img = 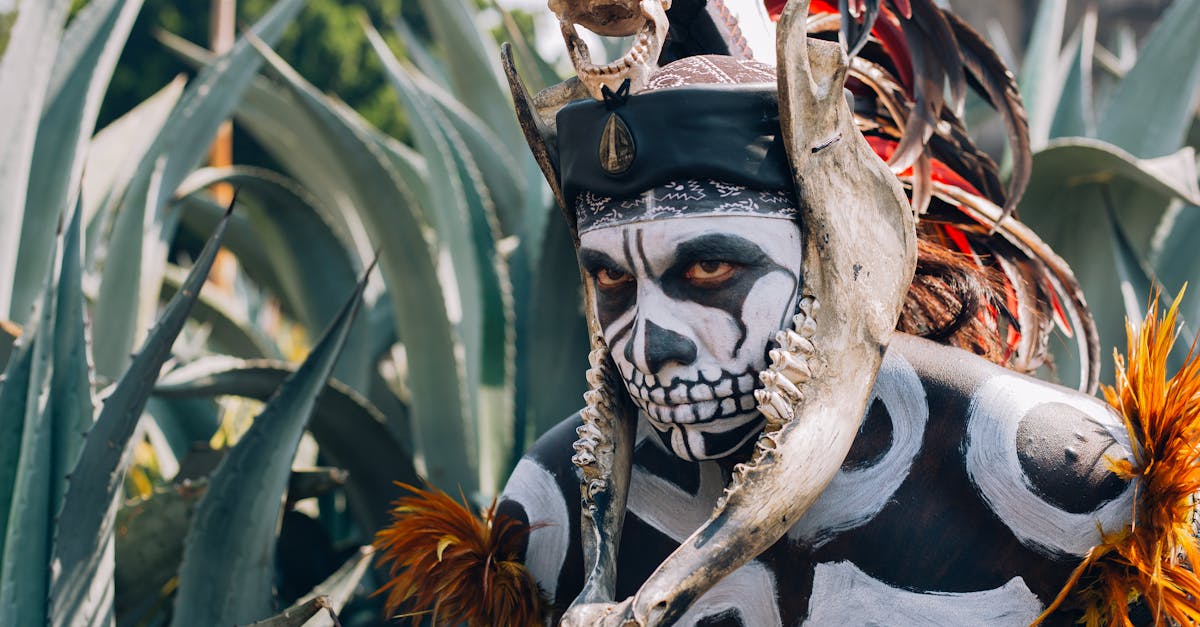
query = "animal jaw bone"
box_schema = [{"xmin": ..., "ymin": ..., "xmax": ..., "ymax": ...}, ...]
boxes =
[
  {"xmin": 550, "ymin": 0, "xmax": 672, "ymax": 99},
  {"xmin": 569, "ymin": 335, "xmax": 638, "ymax": 613}
]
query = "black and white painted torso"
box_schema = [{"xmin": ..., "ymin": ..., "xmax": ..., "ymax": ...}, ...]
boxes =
[{"xmin": 499, "ymin": 334, "xmax": 1133, "ymax": 626}]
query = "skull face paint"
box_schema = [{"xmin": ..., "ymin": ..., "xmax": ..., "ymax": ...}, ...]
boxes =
[{"xmin": 577, "ymin": 182, "xmax": 802, "ymax": 460}]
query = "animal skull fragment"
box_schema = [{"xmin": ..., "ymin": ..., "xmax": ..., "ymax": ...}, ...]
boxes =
[{"xmin": 549, "ymin": 0, "xmax": 672, "ymax": 99}]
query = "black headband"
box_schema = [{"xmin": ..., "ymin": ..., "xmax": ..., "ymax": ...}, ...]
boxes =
[{"xmin": 555, "ymin": 84, "xmax": 795, "ymax": 205}]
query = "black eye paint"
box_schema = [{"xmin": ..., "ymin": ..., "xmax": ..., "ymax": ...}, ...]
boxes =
[
  {"xmin": 660, "ymin": 233, "xmax": 797, "ymax": 354},
  {"xmin": 579, "ymin": 247, "xmax": 635, "ymax": 329}
]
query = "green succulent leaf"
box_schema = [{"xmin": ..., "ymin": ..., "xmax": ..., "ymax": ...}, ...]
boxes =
[
  {"xmin": 49, "ymin": 202, "xmax": 93, "ymax": 511},
  {"xmin": 366, "ymin": 22, "xmax": 515, "ymax": 493},
  {"xmin": 1020, "ymin": 138, "xmax": 1200, "ymax": 386},
  {"xmin": 1016, "ymin": 0, "xmax": 1066, "ymax": 150},
  {"xmin": 171, "ymin": 262, "xmax": 370, "ymax": 627},
  {"xmin": 1049, "ymin": 7, "xmax": 1096, "ymax": 140},
  {"xmin": 246, "ymin": 34, "xmax": 477, "ymax": 494},
  {"xmin": 1097, "ymin": 0, "xmax": 1200, "ymax": 159},
  {"xmin": 0, "ymin": 0, "xmax": 70, "ymax": 319},
  {"xmin": 159, "ymin": 264, "xmax": 277, "ymax": 360},
  {"xmin": 176, "ymin": 166, "xmax": 369, "ymax": 390},
  {"xmin": 49, "ymin": 207, "xmax": 231, "ymax": 627},
  {"xmin": 92, "ymin": 0, "xmax": 307, "ymax": 380},
  {"xmin": 82, "ymin": 76, "xmax": 186, "ymax": 263},
  {"xmin": 0, "ymin": 217, "xmax": 61, "ymax": 627},
  {"xmin": 154, "ymin": 356, "xmax": 416, "ymax": 532},
  {"xmin": 113, "ymin": 481, "xmax": 206, "ymax": 619},
  {"xmin": 10, "ymin": 0, "xmax": 144, "ymax": 321}
]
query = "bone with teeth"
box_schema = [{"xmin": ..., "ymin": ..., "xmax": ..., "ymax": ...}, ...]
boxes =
[{"xmin": 550, "ymin": 0, "xmax": 672, "ymax": 99}]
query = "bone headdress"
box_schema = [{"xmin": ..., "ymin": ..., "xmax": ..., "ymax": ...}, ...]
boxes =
[
  {"xmin": 550, "ymin": 0, "xmax": 673, "ymax": 99},
  {"xmin": 503, "ymin": 0, "xmax": 917, "ymax": 622}
]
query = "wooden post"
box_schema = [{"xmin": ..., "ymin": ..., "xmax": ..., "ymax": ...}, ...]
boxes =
[{"xmin": 209, "ymin": 0, "xmax": 237, "ymax": 293}]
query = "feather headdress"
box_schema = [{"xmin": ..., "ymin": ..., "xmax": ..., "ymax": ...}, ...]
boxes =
[{"xmin": 765, "ymin": 0, "xmax": 1099, "ymax": 390}]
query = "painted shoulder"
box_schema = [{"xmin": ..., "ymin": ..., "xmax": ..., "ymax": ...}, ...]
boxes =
[
  {"xmin": 498, "ymin": 414, "xmax": 584, "ymax": 608},
  {"xmin": 891, "ymin": 333, "xmax": 1134, "ymax": 555}
]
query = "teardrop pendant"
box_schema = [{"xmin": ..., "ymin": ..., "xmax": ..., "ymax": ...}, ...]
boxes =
[{"xmin": 599, "ymin": 113, "xmax": 635, "ymax": 175}]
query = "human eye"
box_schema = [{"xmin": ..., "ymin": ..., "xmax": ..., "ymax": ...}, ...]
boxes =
[
  {"xmin": 683, "ymin": 260, "xmax": 738, "ymax": 287},
  {"xmin": 595, "ymin": 266, "xmax": 634, "ymax": 289}
]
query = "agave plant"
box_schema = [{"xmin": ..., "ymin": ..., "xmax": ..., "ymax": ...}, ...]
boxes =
[
  {"xmin": 0, "ymin": 0, "xmax": 588, "ymax": 621},
  {"xmin": 1012, "ymin": 0, "xmax": 1200, "ymax": 387}
]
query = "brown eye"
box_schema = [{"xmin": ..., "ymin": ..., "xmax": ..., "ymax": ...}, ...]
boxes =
[
  {"xmin": 685, "ymin": 260, "xmax": 736, "ymax": 286},
  {"xmin": 596, "ymin": 267, "xmax": 633, "ymax": 289}
]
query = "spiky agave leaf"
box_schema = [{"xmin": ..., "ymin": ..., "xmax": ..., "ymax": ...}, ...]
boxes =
[
  {"xmin": 1038, "ymin": 291, "xmax": 1200, "ymax": 625},
  {"xmin": 373, "ymin": 483, "xmax": 545, "ymax": 627}
]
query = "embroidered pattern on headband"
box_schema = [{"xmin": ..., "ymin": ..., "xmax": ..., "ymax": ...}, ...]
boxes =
[{"xmin": 575, "ymin": 179, "xmax": 799, "ymax": 233}]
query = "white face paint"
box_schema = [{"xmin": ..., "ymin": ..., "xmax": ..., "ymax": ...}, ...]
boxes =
[{"xmin": 579, "ymin": 215, "xmax": 803, "ymax": 460}]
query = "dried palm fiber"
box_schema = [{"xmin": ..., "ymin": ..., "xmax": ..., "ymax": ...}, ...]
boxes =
[
  {"xmin": 1035, "ymin": 292, "xmax": 1200, "ymax": 625},
  {"xmin": 765, "ymin": 0, "xmax": 1099, "ymax": 391},
  {"xmin": 372, "ymin": 483, "xmax": 547, "ymax": 626}
]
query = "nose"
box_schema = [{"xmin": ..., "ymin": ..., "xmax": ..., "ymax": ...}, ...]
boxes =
[{"xmin": 626, "ymin": 319, "xmax": 698, "ymax": 373}]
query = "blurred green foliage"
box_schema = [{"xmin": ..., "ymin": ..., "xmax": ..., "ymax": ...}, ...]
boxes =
[{"xmin": 98, "ymin": 0, "xmax": 413, "ymax": 139}]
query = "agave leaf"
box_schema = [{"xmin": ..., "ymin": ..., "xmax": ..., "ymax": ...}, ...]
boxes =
[
  {"xmin": 247, "ymin": 34, "xmax": 477, "ymax": 494},
  {"xmin": 159, "ymin": 264, "xmax": 276, "ymax": 360},
  {"xmin": 144, "ymin": 396, "xmax": 221, "ymax": 463},
  {"xmin": 0, "ymin": 222, "xmax": 60, "ymax": 627},
  {"xmin": 409, "ymin": 0, "xmax": 523, "ymax": 150},
  {"xmin": 10, "ymin": 0, "xmax": 144, "ymax": 321},
  {"xmin": 492, "ymin": 0, "xmax": 562, "ymax": 92},
  {"xmin": 0, "ymin": 336, "xmax": 34, "ymax": 566},
  {"xmin": 153, "ymin": 30, "xmax": 377, "ymax": 261},
  {"xmin": 524, "ymin": 213, "xmax": 590, "ymax": 440},
  {"xmin": 292, "ymin": 546, "xmax": 374, "ymax": 627},
  {"xmin": 176, "ymin": 166, "xmax": 370, "ymax": 390},
  {"xmin": 1151, "ymin": 202, "xmax": 1200, "ymax": 335},
  {"xmin": 154, "ymin": 357, "xmax": 416, "ymax": 531},
  {"xmin": 1021, "ymin": 139, "xmax": 1200, "ymax": 386},
  {"xmin": 1016, "ymin": 0, "xmax": 1065, "ymax": 150},
  {"xmin": 49, "ymin": 207, "xmax": 231, "ymax": 627},
  {"xmin": 1049, "ymin": 6, "xmax": 1096, "ymax": 140},
  {"xmin": 390, "ymin": 16, "xmax": 451, "ymax": 90},
  {"xmin": 366, "ymin": 22, "xmax": 514, "ymax": 493},
  {"xmin": 92, "ymin": 0, "xmax": 306, "ymax": 380},
  {"xmin": 174, "ymin": 193, "xmax": 284, "ymax": 300},
  {"xmin": 82, "ymin": 76, "xmax": 185, "ymax": 263},
  {"xmin": 171, "ymin": 261, "xmax": 370, "ymax": 627},
  {"xmin": 50, "ymin": 201, "xmax": 93, "ymax": 509},
  {"xmin": 403, "ymin": 65, "xmax": 527, "ymax": 234},
  {"xmin": 1097, "ymin": 0, "xmax": 1200, "ymax": 159},
  {"xmin": 0, "ymin": 0, "xmax": 70, "ymax": 318},
  {"xmin": 113, "ymin": 481, "xmax": 206, "ymax": 618}
]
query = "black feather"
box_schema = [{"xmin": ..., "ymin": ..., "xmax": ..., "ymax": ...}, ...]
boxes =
[
  {"xmin": 944, "ymin": 10, "xmax": 1031, "ymax": 224},
  {"xmin": 841, "ymin": 0, "xmax": 882, "ymax": 58}
]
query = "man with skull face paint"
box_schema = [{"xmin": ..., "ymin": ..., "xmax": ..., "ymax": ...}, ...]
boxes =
[
  {"xmin": 499, "ymin": 49, "xmax": 1142, "ymax": 624},
  {"xmin": 577, "ymin": 179, "xmax": 804, "ymax": 461},
  {"xmin": 373, "ymin": 1, "xmax": 1200, "ymax": 625}
]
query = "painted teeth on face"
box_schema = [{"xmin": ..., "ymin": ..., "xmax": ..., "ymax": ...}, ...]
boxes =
[
  {"xmin": 667, "ymin": 381, "xmax": 688, "ymax": 404},
  {"xmin": 737, "ymin": 374, "xmax": 755, "ymax": 394}
]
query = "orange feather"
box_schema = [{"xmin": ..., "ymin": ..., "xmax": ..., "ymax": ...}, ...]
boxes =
[
  {"xmin": 373, "ymin": 483, "xmax": 547, "ymax": 626},
  {"xmin": 1036, "ymin": 291, "xmax": 1200, "ymax": 625}
]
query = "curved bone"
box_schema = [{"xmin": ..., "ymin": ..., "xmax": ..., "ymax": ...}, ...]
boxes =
[
  {"xmin": 563, "ymin": 0, "xmax": 918, "ymax": 622},
  {"xmin": 569, "ymin": 329, "xmax": 639, "ymax": 612}
]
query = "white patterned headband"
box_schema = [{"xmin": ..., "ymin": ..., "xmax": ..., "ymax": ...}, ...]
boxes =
[{"xmin": 574, "ymin": 179, "xmax": 800, "ymax": 234}]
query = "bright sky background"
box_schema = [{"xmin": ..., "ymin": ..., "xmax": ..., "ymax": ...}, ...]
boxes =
[
  {"xmin": 494, "ymin": 0, "xmax": 779, "ymax": 65},
  {"xmin": 0, "ymin": 0, "xmax": 14, "ymax": 13}
]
